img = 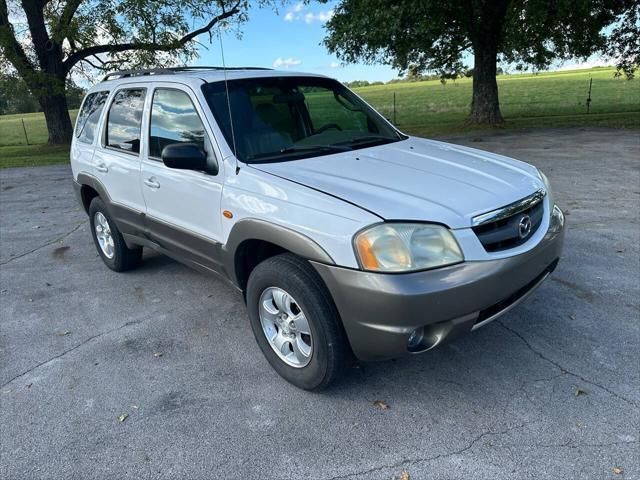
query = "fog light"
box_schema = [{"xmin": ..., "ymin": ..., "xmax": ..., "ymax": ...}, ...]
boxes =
[{"xmin": 407, "ymin": 327, "xmax": 424, "ymax": 351}]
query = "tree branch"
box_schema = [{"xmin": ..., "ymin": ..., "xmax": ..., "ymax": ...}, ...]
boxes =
[
  {"xmin": 63, "ymin": 4, "xmax": 240, "ymax": 72},
  {"xmin": 0, "ymin": 0, "xmax": 37, "ymax": 77},
  {"xmin": 52, "ymin": 0, "xmax": 83, "ymax": 42}
]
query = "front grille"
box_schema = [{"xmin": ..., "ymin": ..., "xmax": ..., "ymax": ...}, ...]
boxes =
[
  {"xmin": 474, "ymin": 258, "xmax": 559, "ymax": 326},
  {"xmin": 472, "ymin": 196, "xmax": 544, "ymax": 252}
]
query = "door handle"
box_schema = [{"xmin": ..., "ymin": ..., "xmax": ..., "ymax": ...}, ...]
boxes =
[
  {"xmin": 95, "ymin": 162, "xmax": 108, "ymax": 173},
  {"xmin": 143, "ymin": 177, "xmax": 160, "ymax": 189}
]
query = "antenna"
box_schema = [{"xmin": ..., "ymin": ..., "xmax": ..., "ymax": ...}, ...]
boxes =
[{"xmin": 217, "ymin": 23, "xmax": 239, "ymax": 173}]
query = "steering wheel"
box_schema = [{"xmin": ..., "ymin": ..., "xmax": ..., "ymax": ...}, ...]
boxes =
[{"xmin": 315, "ymin": 123, "xmax": 343, "ymax": 134}]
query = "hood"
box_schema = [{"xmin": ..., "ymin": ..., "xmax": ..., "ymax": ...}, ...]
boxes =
[{"xmin": 250, "ymin": 137, "xmax": 544, "ymax": 229}]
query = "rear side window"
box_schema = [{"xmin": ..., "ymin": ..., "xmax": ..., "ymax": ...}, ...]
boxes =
[
  {"xmin": 149, "ymin": 89, "xmax": 206, "ymax": 159},
  {"xmin": 75, "ymin": 91, "xmax": 109, "ymax": 144},
  {"xmin": 106, "ymin": 88, "xmax": 146, "ymax": 154}
]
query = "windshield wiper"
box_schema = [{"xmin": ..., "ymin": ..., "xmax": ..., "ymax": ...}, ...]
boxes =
[
  {"xmin": 339, "ymin": 135, "xmax": 399, "ymax": 147},
  {"xmin": 246, "ymin": 144, "xmax": 352, "ymax": 163},
  {"xmin": 279, "ymin": 144, "xmax": 352, "ymax": 154}
]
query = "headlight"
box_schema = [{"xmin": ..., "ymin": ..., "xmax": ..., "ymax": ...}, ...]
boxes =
[
  {"xmin": 354, "ymin": 223, "xmax": 463, "ymax": 272},
  {"xmin": 538, "ymin": 168, "xmax": 554, "ymax": 208}
]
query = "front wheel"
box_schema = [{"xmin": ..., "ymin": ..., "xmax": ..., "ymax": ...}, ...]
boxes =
[{"xmin": 246, "ymin": 253, "xmax": 349, "ymax": 390}]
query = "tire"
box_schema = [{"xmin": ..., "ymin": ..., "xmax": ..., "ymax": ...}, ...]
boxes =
[
  {"xmin": 246, "ymin": 253, "xmax": 349, "ymax": 390},
  {"xmin": 88, "ymin": 197, "xmax": 142, "ymax": 272}
]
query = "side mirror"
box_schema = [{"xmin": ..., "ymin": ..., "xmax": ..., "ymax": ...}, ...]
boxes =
[{"xmin": 161, "ymin": 143, "xmax": 216, "ymax": 174}]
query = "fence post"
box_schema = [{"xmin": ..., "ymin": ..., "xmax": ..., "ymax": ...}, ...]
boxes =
[
  {"xmin": 21, "ymin": 119, "xmax": 30, "ymax": 145},
  {"xmin": 586, "ymin": 77, "xmax": 593, "ymax": 114},
  {"xmin": 393, "ymin": 92, "xmax": 397, "ymax": 125}
]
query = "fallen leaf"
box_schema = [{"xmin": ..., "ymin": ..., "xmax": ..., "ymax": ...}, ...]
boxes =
[
  {"xmin": 613, "ymin": 467, "xmax": 623, "ymax": 475},
  {"xmin": 400, "ymin": 470, "xmax": 410, "ymax": 480},
  {"xmin": 56, "ymin": 331, "xmax": 71, "ymax": 336},
  {"xmin": 117, "ymin": 413, "xmax": 129, "ymax": 423},
  {"xmin": 373, "ymin": 400, "xmax": 390, "ymax": 410},
  {"xmin": 153, "ymin": 352, "xmax": 163, "ymax": 358},
  {"xmin": 575, "ymin": 388, "xmax": 587, "ymax": 397}
]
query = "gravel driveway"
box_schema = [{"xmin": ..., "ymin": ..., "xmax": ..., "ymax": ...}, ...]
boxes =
[{"xmin": 1, "ymin": 128, "xmax": 638, "ymax": 480}]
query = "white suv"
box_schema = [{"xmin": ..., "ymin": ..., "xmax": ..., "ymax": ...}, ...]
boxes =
[{"xmin": 71, "ymin": 67, "xmax": 565, "ymax": 390}]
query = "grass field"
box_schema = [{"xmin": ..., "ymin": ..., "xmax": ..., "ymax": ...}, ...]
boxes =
[{"xmin": 0, "ymin": 67, "xmax": 638, "ymax": 168}]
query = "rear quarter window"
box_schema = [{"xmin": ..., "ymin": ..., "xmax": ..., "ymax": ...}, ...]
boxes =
[{"xmin": 75, "ymin": 91, "xmax": 109, "ymax": 144}]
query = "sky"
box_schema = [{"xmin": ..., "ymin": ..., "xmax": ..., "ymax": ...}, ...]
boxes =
[
  {"xmin": 195, "ymin": 1, "xmax": 401, "ymax": 83},
  {"xmin": 194, "ymin": 1, "xmax": 613, "ymax": 83}
]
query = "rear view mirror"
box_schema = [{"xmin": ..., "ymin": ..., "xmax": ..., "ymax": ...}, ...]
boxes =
[{"xmin": 161, "ymin": 143, "xmax": 216, "ymax": 174}]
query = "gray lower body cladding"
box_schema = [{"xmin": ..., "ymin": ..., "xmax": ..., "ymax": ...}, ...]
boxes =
[{"xmin": 312, "ymin": 209, "xmax": 565, "ymax": 361}]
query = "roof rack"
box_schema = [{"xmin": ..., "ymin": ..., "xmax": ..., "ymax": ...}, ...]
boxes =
[{"xmin": 101, "ymin": 66, "xmax": 272, "ymax": 82}]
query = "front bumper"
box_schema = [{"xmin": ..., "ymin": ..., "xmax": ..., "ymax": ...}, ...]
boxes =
[{"xmin": 312, "ymin": 206, "xmax": 565, "ymax": 361}]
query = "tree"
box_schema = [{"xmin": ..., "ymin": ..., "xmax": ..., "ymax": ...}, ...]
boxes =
[
  {"xmin": 322, "ymin": 0, "xmax": 632, "ymax": 125},
  {"xmin": 0, "ymin": 1, "xmax": 272, "ymax": 144}
]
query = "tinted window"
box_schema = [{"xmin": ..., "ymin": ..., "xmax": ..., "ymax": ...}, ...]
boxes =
[
  {"xmin": 106, "ymin": 89, "xmax": 145, "ymax": 154},
  {"xmin": 149, "ymin": 89, "xmax": 206, "ymax": 159},
  {"xmin": 202, "ymin": 76, "xmax": 402, "ymax": 163},
  {"xmin": 75, "ymin": 91, "xmax": 109, "ymax": 144}
]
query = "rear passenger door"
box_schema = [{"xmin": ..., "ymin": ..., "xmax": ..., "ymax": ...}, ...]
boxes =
[
  {"xmin": 92, "ymin": 86, "xmax": 147, "ymax": 234},
  {"xmin": 141, "ymin": 84, "xmax": 224, "ymax": 270}
]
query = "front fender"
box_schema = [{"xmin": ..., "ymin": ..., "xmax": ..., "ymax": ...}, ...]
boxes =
[{"xmin": 222, "ymin": 218, "xmax": 335, "ymax": 287}]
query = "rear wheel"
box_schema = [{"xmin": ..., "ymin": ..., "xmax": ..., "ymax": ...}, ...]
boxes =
[
  {"xmin": 246, "ymin": 253, "xmax": 348, "ymax": 390},
  {"xmin": 89, "ymin": 197, "xmax": 142, "ymax": 272}
]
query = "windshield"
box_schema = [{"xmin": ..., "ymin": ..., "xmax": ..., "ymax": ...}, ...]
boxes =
[{"xmin": 201, "ymin": 76, "xmax": 405, "ymax": 163}]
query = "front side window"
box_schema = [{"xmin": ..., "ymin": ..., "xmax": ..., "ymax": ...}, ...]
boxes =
[
  {"xmin": 106, "ymin": 88, "xmax": 146, "ymax": 154},
  {"xmin": 202, "ymin": 76, "xmax": 404, "ymax": 163},
  {"xmin": 75, "ymin": 91, "xmax": 109, "ymax": 144},
  {"xmin": 149, "ymin": 89, "xmax": 206, "ymax": 159}
]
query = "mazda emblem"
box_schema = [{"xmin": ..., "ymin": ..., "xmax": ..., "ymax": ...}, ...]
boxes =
[{"xmin": 518, "ymin": 215, "xmax": 532, "ymax": 239}]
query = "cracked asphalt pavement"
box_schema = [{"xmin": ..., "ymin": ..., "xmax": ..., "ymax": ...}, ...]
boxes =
[{"xmin": 1, "ymin": 128, "xmax": 639, "ymax": 480}]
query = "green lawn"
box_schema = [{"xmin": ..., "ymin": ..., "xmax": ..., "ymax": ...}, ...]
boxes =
[
  {"xmin": 0, "ymin": 67, "xmax": 638, "ymax": 168},
  {"xmin": 353, "ymin": 67, "xmax": 639, "ymax": 128},
  {"xmin": 0, "ymin": 110, "xmax": 78, "ymax": 147},
  {"xmin": 0, "ymin": 144, "xmax": 72, "ymax": 169}
]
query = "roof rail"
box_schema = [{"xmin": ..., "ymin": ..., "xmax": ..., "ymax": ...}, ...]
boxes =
[{"xmin": 101, "ymin": 66, "xmax": 272, "ymax": 82}]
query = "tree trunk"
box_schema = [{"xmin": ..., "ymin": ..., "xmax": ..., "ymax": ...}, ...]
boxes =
[
  {"xmin": 40, "ymin": 90, "xmax": 73, "ymax": 144},
  {"xmin": 468, "ymin": 44, "xmax": 504, "ymax": 125}
]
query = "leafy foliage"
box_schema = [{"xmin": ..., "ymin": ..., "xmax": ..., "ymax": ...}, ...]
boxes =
[
  {"xmin": 607, "ymin": 4, "xmax": 639, "ymax": 79},
  {"xmin": 322, "ymin": 0, "xmax": 629, "ymax": 77},
  {"xmin": 2, "ymin": 0, "xmax": 276, "ymax": 77}
]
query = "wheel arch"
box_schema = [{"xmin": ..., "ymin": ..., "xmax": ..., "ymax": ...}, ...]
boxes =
[
  {"xmin": 223, "ymin": 219, "xmax": 335, "ymax": 291},
  {"xmin": 76, "ymin": 173, "xmax": 111, "ymax": 214}
]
